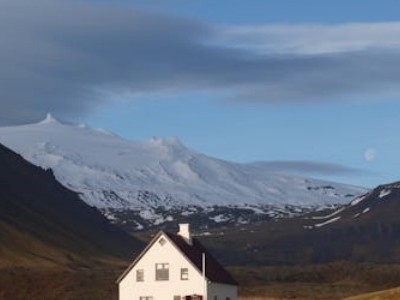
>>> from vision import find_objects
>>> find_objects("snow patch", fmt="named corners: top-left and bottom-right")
top-left (362, 207), bottom-right (370, 214)
top-left (314, 216), bottom-right (341, 228)
top-left (354, 207), bottom-right (370, 218)
top-left (351, 195), bottom-right (367, 206)
top-left (134, 222), bottom-right (144, 230)
top-left (310, 207), bottom-right (344, 220)
top-left (210, 214), bottom-right (230, 223)
top-left (139, 209), bottom-right (160, 220)
top-left (197, 231), bottom-right (212, 236)
top-left (379, 189), bottom-right (391, 199)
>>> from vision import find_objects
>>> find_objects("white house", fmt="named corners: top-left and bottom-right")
top-left (117, 224), bottom-right (238, 300)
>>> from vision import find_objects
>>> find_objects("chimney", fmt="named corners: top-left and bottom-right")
top-left (178, 223), bottom-right (192, 245)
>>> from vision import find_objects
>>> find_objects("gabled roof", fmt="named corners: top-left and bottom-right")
top-left (116, 230), bottom-right (237, 286)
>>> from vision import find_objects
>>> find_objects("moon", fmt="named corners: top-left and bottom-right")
top-left (364, 148), bottom-right (376, 162)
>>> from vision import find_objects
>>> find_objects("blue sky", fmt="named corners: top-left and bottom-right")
top-left (115, 0), bottom-right (400, 24)
top-left (1, 0), bottom-right (400, 187)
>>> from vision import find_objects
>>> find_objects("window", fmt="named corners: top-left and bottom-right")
top-left (181, 268), bottom-right (189, 280)
top-left (136, 269), bottom-right (144, 282)
top-left (139, 297), bottom-right (153, 300)
top-left (174, 296), bottom-right (181, 300)
top-left (159, 237), bottom-right (166, 246)
top-left (155, 263), bottom-right (169, 280)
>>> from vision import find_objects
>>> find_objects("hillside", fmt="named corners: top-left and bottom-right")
top-left (0, 143), bottom-right (143, 268)
top-left (194, 181), bottom-right (400, 265)
top-left (342, 287), bottom-right (400, 300)
top-left (0, 114), bottom-right (366, 229)
top-left (0, 142), bottom-right (397, 300)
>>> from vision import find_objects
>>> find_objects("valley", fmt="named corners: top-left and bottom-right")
top-left (0, 120), bottom-right (399, 299)
top-left (1, 0), bottom-right (399, 298)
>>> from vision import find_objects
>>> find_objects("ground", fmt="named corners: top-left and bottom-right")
top-left (1, 262), bottom-right (400, 300)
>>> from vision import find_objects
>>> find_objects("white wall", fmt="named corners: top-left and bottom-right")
top-left (119, 233), bottom-right (207, 300)
top-left (208, 282), bottom-right (238, 300)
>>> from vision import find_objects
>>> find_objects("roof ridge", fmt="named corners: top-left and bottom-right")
top-left (164, 231), bottom-right (237, 285)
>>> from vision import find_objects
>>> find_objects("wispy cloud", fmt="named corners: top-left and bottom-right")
top-left (249, 160), bottom-right (365, 177)
top-left (1, 0), bottom-right (400, 124)
top-left (220, 23), bottom-right (400, 54)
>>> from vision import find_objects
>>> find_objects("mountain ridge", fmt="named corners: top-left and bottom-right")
top-left (0, 115), bottom-right (366, 228)
top-left (196, 180), bottom-right (400, 266)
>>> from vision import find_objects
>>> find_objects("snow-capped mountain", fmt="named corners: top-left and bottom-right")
top-left (0, 114), bottom-right (366, 228)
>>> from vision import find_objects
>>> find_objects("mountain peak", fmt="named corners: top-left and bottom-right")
top-left (39, 113), bottom-right (60, 125)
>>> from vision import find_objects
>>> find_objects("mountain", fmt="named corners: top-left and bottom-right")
top-left (299, 181), bottom-right (400, 263)
top-left (304, 181), bottom-right (400, 230)
top-left (0, 114), bottom-right (366, 229)
top-left (0, 142), bottom-right (143, 268)
top-left (198, 181), bottom-right (400, 265)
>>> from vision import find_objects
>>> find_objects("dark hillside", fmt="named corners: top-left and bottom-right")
top-left (197, 181), bottom-right (400, 266)
top-left (0, 143), bottom-right (142, 268)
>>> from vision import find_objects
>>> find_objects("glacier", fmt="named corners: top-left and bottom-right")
top-left (0, 114), bottom-right (366, 213)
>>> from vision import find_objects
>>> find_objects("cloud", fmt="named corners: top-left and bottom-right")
top-left (220, 23), bottom-right (400, 54)
top-left (0, 0), bottom-right (214, 124)
top-left (1, 0), bottom-right (400, 124)
top-left (249, 160), bottom-right (364, 176)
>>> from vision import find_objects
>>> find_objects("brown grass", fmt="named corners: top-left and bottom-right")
top-left (0, 268), bottom-right (122, 300)
top-left (341, 287), bottom-right (400, 300)
top-left (239, 297), bottom-right (278, 300)
top-left (231, 263), bottom-right (400, 300)
top-left (1, 262), bottom-right (400, 300)
top-left (0, 221), bottom-right (71, 268)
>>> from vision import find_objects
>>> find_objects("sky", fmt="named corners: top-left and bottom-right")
top-left (1, 0), bottom-right (400, 187)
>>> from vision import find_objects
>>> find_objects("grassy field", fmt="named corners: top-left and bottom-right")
top-left (342, 287), bottom-right (400, 300)
top-left (230, 262), bottom-right (400, 300)
top-left (1, 262), bottom-right (400, 300)
top-left (0, 267), bottom-right (122, 300)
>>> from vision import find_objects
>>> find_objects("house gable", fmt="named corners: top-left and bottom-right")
top-left (117, 231), bottom-right (204, 284)
top-left (117, 230), bottom-right (237, 286)
top-left (118, 231), bottom-right (207, 300)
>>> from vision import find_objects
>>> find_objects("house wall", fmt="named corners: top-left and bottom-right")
top-left (208, 282), bottom-right (238, 300)
top-left (119, 233), bottom-right (206, 300)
